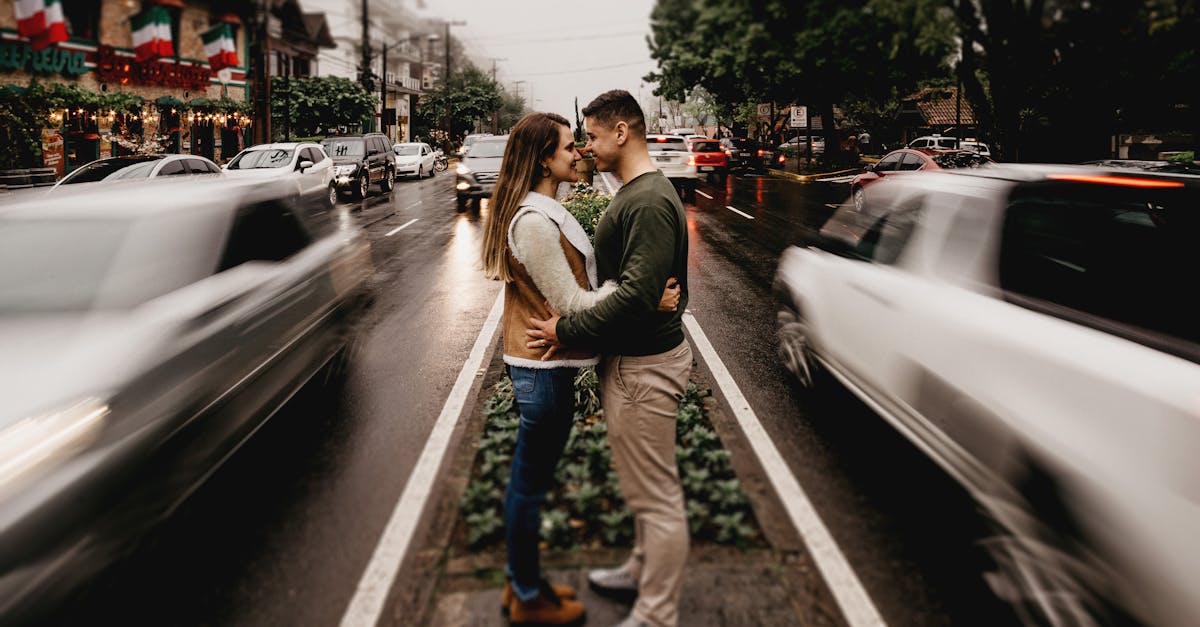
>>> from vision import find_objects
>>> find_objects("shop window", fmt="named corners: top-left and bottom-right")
top-left (62, 0), bottom-right (100, 41)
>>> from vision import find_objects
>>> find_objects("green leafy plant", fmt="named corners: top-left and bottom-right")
top-left (561, 183), bottom-right (611, 240)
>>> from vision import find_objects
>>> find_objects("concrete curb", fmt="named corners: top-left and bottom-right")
top-left (767, 167), bottom-right (861, 183)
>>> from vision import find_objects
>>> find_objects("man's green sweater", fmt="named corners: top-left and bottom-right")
top-left (557, 170), bottom-right (688, 356)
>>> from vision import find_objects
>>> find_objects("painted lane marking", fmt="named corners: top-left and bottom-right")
top-left (696, 190), bottom-right (713, 200)
top-left (683, 312), bottom-right (887, 627)
top-left (726, 205), bottom-right (755, 220)
top-left (339, 291), bottom-right (505, 627)
top-left (384, 219), bottom-right (419, 237)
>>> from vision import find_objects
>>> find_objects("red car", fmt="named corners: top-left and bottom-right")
top-left (850, 148), bottom-right (991, 211)
top-left (688, 138), bottom-right (728, 184)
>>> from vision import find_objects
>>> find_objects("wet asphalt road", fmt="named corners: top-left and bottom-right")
top-left (49, 169), bottom-right (1017, 626)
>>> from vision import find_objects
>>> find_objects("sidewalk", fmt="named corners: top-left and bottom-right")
top-left (408, 348), bottom-right (848, 627)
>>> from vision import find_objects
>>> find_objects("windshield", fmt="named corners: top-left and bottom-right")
top-left (394, 145), bottom-right (420, 156)
top-left (468, 140), bottom-right (507, 158)
top-left (60, 157), bottom-right (162, 184)
top-left (648, 137), bottom-right (688, 152)
top-left (322, 139), bottom-right (365, 158)
top-left (692, 141), bottom-right (723, 153)
top-left (227, 149), bottom-right (294, 170)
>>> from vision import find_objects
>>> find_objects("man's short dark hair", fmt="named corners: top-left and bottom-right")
top-left (582, 90), bottom-right (646, 137)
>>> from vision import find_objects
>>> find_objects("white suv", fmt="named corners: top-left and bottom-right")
top-left (646, 134), bottom-right (697, 201)
top-left (907, 134), bottom-right (960, 150)
top-left (775, 164), bottom-right (1200, 627)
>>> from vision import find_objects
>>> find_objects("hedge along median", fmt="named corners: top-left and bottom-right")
top-left (455, 182), bottom-right (764, 557)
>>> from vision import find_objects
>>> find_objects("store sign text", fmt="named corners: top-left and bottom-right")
top-left (93, 45), bottom-right (211, 92)
top-left (0, 41), bottom-right (87, 76)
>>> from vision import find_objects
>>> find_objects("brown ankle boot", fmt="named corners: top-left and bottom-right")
top-left (508, 586), bottom-right (586, 625)
top-left (501, 581), bottom-right (576, 614)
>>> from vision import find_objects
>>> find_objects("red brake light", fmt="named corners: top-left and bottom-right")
top-left (757, 149), bottom-right (768, 157)
top-left (1046, 173), bottom-right (1184, 188)
top-left (777, 154), bottom-right (786, 164)
top-left (655, 137), bottom-right (669, 142)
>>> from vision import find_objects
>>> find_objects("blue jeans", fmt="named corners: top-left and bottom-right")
top-left (505, 365), bottom-right (578, 601)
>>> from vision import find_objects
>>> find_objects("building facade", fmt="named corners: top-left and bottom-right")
top-left (1, 0), bottom-right (255, 172)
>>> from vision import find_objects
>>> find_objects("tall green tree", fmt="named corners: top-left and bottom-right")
top-left (270, 76), bottom-right (377, 139)
top-left (413, 65), bottom-right (503, 143)
top-left (497, 88), bottom-right (527, 134)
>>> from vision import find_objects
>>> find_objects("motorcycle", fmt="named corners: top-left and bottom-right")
top-left (433, 149), bottom-right (448, 172)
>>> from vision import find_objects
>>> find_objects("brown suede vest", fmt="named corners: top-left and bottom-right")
top-left (503, 230), bottom-right (599, 366)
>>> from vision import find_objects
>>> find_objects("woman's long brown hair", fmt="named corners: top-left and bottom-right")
top-left (481, 112), bottom-right (571, 282)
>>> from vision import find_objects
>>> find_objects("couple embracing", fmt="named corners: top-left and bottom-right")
top-left (479, 90), bottom-right (692, 627)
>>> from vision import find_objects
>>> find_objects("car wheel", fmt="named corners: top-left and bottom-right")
top-left (776, 304), bottom-right (819, 389)
top-left (327, 184), bottom-right (339, 208)
top-left (853, 185), bottom-right (865, 212)
top-left (380, 169), bottom-right (394, 192)
top-left (356, 173), bottom-right (369, 199)
top-left (415, 165), bottom-right (422, 179)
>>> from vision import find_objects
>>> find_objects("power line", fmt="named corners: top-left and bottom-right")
top-left (507, 60), bottom-right (654, 77)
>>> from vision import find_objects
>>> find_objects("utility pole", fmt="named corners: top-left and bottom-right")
top-left (381, 41), bottom-right (389, 139)
top-left (361, 0), bottom-right (373, 131)
top-left (250, 0), bottom-right (271, 145)
top-left (489, 57), bottom-right (505, 134)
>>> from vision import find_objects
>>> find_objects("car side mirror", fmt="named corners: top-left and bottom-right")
top-left (298, 160), bottom-right (314, 172)
top-left (863, 163), bottom-right (876, 172)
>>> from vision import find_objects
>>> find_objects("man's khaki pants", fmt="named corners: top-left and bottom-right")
top-left (600, 340), bottom-right (693, 627)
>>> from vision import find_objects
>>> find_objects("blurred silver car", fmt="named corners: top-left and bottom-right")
top-left (53, 154), bottom-right (222, 188)
top-left (774, 164), bottom-right (1200, 626)
top-left (0, 177), bottom-right (372, 621)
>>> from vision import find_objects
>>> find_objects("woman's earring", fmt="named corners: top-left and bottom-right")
top-left (542, 165), bottom-right (551, 177)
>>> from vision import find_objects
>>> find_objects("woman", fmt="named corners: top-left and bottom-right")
top-left (480, 112), bottom-right (677, 625)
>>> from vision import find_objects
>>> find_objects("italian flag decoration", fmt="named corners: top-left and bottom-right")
top-left (201, 23), bottom-right (239, 72)
top-left (14, 0), bottom-right (69, 51)
top-left (130, 6), bottom-right (175, 62)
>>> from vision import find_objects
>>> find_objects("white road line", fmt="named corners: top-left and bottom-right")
top-left (696, 190), bottom-right (713, 200)
top-left (339, 291), bottom-right (504, 627)
top-left (384, 219), bottom-right (419, 237)
top-left (402, 200), bottom-right (423, 211)
top-left (683, 312), bottom-right (887, 627)
top-left (726, 205), bottom-right (755, 220)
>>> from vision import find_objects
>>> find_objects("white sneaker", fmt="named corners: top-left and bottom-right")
top-left (587, 563), bottom-right (639, 594)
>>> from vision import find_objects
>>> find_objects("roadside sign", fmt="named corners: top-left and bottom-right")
top-left (756, 103), bottom-right (771, 121)
top-left (790, 105), bottom-right (807, 128)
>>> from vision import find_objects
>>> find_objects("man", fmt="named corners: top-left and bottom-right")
top-left (526, 90), bottom-right (692, 627)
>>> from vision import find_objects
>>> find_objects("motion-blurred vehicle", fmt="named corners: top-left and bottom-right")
top-left (907, 134), bottom-right (960, 150)
top-left (222, 142), bottom-right (336, 207)
top-left (774, 164), bottom-right (1200, 627)
top-left (0, 177), bottom-right (373, 622)
top-left (455, 135), bottom-right (507, 210)
top-left (1084, 158), bottom-right (1200, 175)
top-left (392, 142), bottom-right (437, 179)
top-left (320, 133), bottom-right (396, 199)
top-left (688, 138), bottom-right (728, 185)
top-left (646, 134), bottom-right (697, 201)
top-left (850, 148), bottom-right (992, 211)
top-left (721, 137), bottom-right (784, 172)
top-left (53, 154), bottom-right (221, 188)
top-left (457, 133), bottom-right (493, 158)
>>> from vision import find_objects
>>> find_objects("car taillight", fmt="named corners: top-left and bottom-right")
top-left (688, 155), bottom-right (696, 166)
top-left (757, 149), bottom-right (769, 157)
top-left (1046, 173), bottom-right (1185, 188)
top-left (777, 154), bottom-right (786, 164)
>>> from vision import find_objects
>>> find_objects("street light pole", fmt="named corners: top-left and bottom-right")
top-left (442, 20), bottom-right (466, 139)
top-left (489, 57), bottom-right (506, 134)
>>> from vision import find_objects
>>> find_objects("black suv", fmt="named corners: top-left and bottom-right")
top-left (321, 133), bottom-right (396, 199)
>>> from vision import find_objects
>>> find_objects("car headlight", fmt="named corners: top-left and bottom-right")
top-left (456, 163), bottom-right (472, 175)
top-left (333, 165), bottom-right (358, 176)
top-left (0, 397), bottom-right (109, 494)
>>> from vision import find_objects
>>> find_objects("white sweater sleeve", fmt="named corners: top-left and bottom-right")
top-left (511, 213), bottom-right (618, 314)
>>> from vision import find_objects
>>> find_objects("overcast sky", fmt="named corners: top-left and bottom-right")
top-left (411, 0), bottom-right (660, 127)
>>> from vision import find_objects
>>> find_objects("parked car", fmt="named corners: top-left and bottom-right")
top-left (850, 148), bottom-right (992, 211)
top-left (907, 134), bottom-right (960, 150)
top-left (0, 176), bottom-right (372, 622)
top-left (646, 134), bottom-right (697, 201)
top-left (778, 135), bottom-right (825, 155)
top-left (392, 142), bottom-right (437, 180)
top-left (721, 137), bottom-right (784, 172)
top-left (222, 142), bottom-right (336, 207)
top-left (53, 154), bottom-right (221, 188)
top-left (774, 164), bottom-right (1200, 627)
top-left (688, 138), bottom-right (728, 184)
top-left (320, 133), bottom-right (396, 199)
top-left (959, 139), bottom-right (992, 157)
top-left (455, 135), bottom-right (507, 210)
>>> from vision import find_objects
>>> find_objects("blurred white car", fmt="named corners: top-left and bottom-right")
top-left (54, 154), bottom-right (221, 188)
top-left (646, 134), bottom-right (697, 201)
top-left (392, 142), bottom-right (437, 179)
top-left (222, 142), bottom-right (336, 207)
top-left (0, 176), bottom-right (372, 621)
top-left (774, 164), bottom-right (1200, 627)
